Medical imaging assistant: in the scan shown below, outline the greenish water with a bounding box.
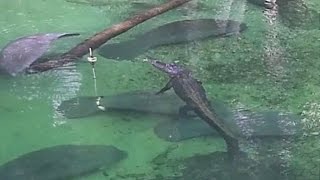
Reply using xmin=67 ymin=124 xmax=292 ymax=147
xmin=0 ymin=0 xmax=319 ymax=179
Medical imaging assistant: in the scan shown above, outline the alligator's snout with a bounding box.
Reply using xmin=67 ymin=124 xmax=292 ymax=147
xmin=151 ymin=60 xmax=167 ymax=69
xmin=147 ymin=57 xmax=186 ymax=76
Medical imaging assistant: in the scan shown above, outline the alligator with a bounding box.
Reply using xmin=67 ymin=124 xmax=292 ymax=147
xmin=147 ymin=57 xmax=240 ymax=156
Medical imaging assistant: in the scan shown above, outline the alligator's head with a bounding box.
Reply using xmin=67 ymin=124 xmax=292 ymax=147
xmin=149 ymin=59 xmax=186 ymax=77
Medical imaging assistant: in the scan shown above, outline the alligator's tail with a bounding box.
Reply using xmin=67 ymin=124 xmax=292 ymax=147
xmin=97 ymin=39 xmax=149 ymax=60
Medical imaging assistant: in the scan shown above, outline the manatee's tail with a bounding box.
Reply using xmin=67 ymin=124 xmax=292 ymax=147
xmin=58 ymin=33 xmax=81 ymax=38
xmin=97 ymin=39 xmax=149 ymax=60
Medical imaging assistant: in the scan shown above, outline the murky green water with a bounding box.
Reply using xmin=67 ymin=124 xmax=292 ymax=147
xmin=0 ymin=0 xmax=319 ymax=179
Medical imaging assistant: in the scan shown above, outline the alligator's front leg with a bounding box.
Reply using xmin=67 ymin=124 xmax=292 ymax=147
xmin=156 ymin=79 xmax=173 ymax=95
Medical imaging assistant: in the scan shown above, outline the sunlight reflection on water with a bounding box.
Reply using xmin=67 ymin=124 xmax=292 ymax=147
xmin=51 ymin=65 xmax=82 ymax=126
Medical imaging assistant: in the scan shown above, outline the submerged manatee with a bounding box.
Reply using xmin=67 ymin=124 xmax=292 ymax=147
xmin=58 ymin=90 xmax=303 ymax=141
xmin=154 ymin=110 xmax=303 ymax=142
xmin=57 ymin=90 xmax=186 ymax=119
xmin=97 ymin=19 xmax=247 ymax=60
xmin=0 ymin=144 xmax=127 ymax=180
xmin=0 ymin=33 xmax=80 ymax=76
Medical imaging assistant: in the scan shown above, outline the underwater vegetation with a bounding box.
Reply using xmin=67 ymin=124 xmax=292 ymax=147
xmin=301 ymin=102 xmax=320 ymax=135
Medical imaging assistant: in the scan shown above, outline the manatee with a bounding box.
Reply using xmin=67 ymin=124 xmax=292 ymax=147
xmin=57 ymin=90 xmax=186 ymax=119
xmin=97 ymin=19 xmax=247 ymax=60
xmin=153 ymin=99 xmax=236 ymax=142
xmin=58 ymin=90 xmax=303 ymax=141
xmin=0 ymin=33 xmax=80 ymax=76
xmin=0 ymin=144 xmax=127 ymax=180
xmin=154 ymin=110 xmax=303 ymax=142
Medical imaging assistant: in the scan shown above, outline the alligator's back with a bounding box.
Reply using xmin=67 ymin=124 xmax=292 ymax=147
xmin=171 ymin=73 xmax=210 ymax=109
xmin=171 ymin=73 xmax=237 ymax=139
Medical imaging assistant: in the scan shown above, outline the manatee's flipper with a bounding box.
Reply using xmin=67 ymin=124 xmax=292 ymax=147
xmin=178 ymin=105 xmax=196 ymax=119
xmin=97 ymin=39 xmax=149 ymax=60
xmin=0 ymin=33 xmax=80 ymax=76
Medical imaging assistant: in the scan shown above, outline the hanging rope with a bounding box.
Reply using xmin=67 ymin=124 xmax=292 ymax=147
xmin=87 ymin=48 xmax=105 ymax=111
xmin=87 ymin=48 xmax=97 ymax=95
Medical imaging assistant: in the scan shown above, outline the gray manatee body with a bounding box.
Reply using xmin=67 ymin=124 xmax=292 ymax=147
xmin=0 ymin=33 xmax=79 ymax=76
xmin=154 ymin=110 xmax=303 ymax=142
xmin=97 ymin=19 xmax=247 ymax=60
xmin=58 ymin=90 xmax=187 ymax=119
xmin=0 ymin=144 xmax=127 ymax=180
xmin=58 ymin=90 xmax=303 ymax=142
